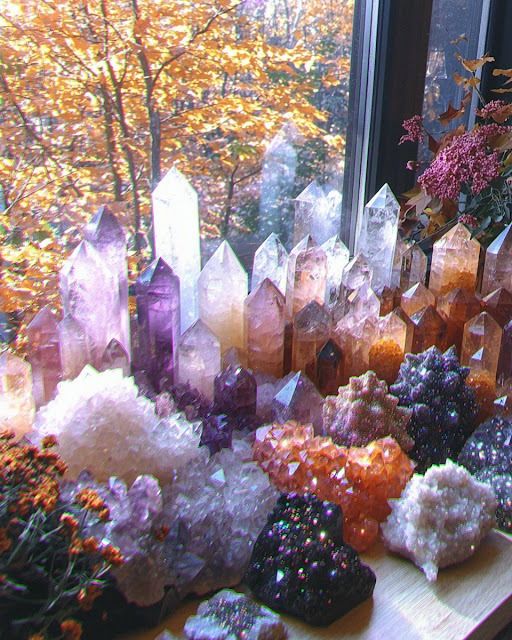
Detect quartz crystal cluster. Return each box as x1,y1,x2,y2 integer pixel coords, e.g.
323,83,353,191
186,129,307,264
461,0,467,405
245,493,376,626
253,422,414,550
382,460,496,581
390,346,478,472
458,415,512,532
183,589,288,640
323,370,413,451
61,439,277,608
33,366,201,484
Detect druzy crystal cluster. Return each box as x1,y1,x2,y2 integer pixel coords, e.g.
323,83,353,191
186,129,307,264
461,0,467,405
382,460,496,581
390,346,478,472
245,493,376,626
253,422,414,550
61,438,277,608
183,590,288,640
458,416,512,532
33,367,201,484
323,370,413,451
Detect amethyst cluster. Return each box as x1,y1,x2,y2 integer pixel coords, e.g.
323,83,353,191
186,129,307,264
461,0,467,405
245,493,376,626
61,439,278,610
390,346,478,472
458,415,512,532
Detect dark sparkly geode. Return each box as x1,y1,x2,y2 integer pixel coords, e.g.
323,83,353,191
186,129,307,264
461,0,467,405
244,493,376,626
390,346,478,473
458,416,512,532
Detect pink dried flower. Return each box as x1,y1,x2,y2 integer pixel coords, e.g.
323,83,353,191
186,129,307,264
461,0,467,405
418,125,504,200
458,214,479,228
476,100,507,118
400,115,424,144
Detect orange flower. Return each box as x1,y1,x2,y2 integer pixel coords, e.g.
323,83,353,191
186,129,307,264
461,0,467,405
101,544,124,567
0,528,12,553
82,536,100,554
59,513,79,534
77,584,102,611
60,619,82,640
153,525,170,542
28,634,45,640
75,489,109,518
41,434,58,448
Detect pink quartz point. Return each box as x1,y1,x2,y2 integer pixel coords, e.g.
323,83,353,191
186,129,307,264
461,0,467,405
177,319,221,401
400,282,436,318
26,306,62,407
245,278,286,378
481,223,512,296
410,305,447,354
286,235,327,318
461,311,503,380
437,288,482,354
0,351,35,439
100,338,130,376
83,205,130,359
58,315,91,380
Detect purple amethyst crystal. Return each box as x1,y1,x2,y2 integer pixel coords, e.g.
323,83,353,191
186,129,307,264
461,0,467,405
135,258,180,389
390,345,478,472
183,589,288,640
245,493,375,626
214,365,257,416
271,371,324,433
200,413,234,455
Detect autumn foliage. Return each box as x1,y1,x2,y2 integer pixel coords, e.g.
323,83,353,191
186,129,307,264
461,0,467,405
0,0,354,334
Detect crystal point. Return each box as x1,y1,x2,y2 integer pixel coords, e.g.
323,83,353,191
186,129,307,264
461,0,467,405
291,300,331,379
285,237,327,318
152,167,200,330
245,278,285,378
177,319,221,401
293,180,342,245
322,235,350,307
271,371,324,433
461,311,502,379
401,282,436,318
482,223,512,295
58,315,90,380
251,233,288,295
0,351,35,438
356,184,400,292
26,306,62,407
198,241,247,355
100,338,130,376
429,223,481,296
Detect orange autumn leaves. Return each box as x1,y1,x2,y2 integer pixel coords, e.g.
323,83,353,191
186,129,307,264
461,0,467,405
0,0,354,340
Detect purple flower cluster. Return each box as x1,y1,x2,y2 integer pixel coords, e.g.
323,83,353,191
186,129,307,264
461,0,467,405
418,125,503,200
399,115,425,145
477,100,508,120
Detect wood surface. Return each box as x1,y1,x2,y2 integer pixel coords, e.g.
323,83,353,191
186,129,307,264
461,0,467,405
122,530,512,640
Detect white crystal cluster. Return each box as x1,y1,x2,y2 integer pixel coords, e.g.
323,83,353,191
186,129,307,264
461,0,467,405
33,366,201,484
381,460,496,581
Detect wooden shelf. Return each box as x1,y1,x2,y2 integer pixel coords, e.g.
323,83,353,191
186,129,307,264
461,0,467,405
122,530,512,640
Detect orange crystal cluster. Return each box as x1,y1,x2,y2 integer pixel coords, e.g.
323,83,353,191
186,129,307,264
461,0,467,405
253,421,414,551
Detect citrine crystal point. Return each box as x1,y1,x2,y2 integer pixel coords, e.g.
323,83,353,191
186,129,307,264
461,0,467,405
461,311,502,379
271,372,324,433
379,286,401,316
251,233,288,296
0,351,35,438
466,365,497,424
321,234,350,307
245,278,285,378
27,306,62,407
177,319,221,401
401,282,436,318
481,223,512,295
429,223,481,296
100,338,130,376
285,237,327,318
198,240,247,355
410,305,447,353
316,339,344,396
369,338,404,385
58,315,90,380
152,167,200,331
293,179,343,246
356,183,400,293
498,319,512,384
437,287,482,354
135,257,180,388
291,300,331,378
392,307,414,354
482,287,512,327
